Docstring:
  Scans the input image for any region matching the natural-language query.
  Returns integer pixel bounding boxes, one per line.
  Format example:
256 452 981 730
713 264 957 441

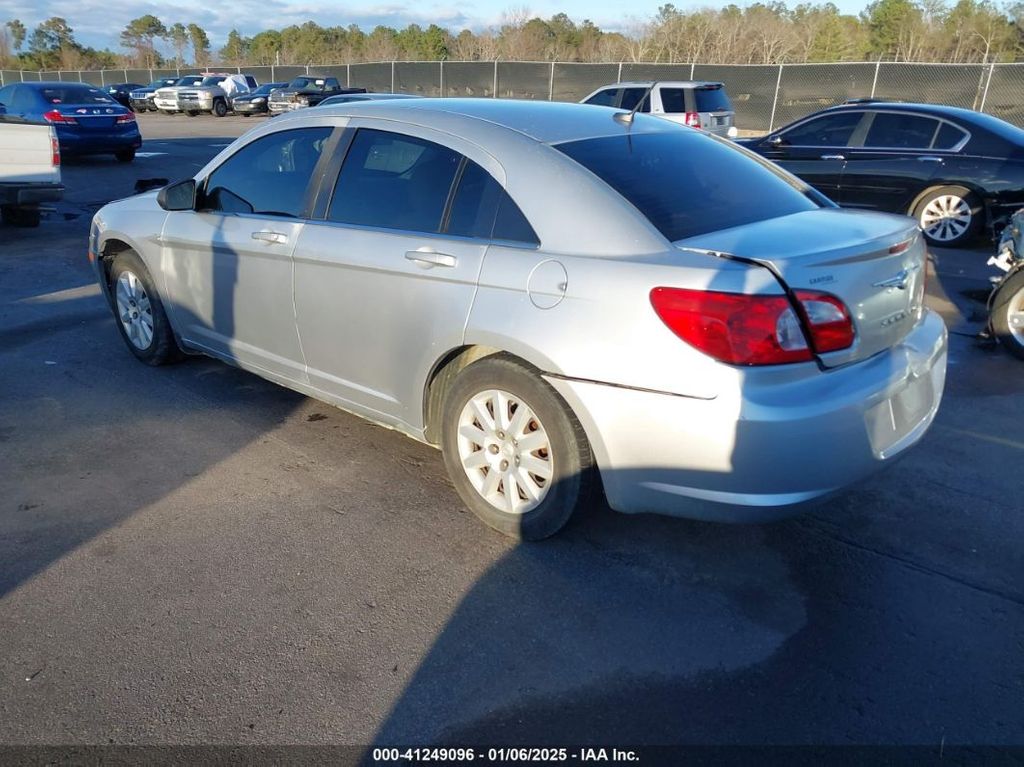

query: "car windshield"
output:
199 76 227 87
253 84 283 95
555 130 821 241
289 77 326 91
39 86 116 105
148 80 173 88
174 76 202 86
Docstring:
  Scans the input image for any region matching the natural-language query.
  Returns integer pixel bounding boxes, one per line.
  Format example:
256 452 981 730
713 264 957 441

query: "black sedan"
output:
739 101 1024 246
230 82 287 115
105 82 144 109
128 78 179 112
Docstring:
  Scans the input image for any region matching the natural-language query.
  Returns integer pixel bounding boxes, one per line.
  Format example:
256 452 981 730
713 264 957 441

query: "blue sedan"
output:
0 81 142 162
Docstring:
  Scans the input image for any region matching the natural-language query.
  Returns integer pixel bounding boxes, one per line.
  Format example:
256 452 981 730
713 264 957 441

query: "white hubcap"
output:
920 194 971 242
115 270 154 350
456 389 553 515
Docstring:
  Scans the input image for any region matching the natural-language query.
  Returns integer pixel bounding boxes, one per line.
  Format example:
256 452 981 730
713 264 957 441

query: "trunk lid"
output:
675 208 926 368
56 105 120 130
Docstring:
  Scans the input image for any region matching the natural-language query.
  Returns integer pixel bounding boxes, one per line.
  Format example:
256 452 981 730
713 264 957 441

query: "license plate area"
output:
864 370 938 458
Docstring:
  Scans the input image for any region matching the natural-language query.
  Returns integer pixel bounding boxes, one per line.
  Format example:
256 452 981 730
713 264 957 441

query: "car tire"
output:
1 206 41 227
186 110 199 117
913 186 982 247
440 354 597 540
115 149 135 163
109 250 181 366
212 99 228 117
991 269 1024 360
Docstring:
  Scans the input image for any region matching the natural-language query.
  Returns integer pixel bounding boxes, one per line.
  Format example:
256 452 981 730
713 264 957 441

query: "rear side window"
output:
329 129 461 234
865 113 939 149
780 111 863 146
446 161 538 245
934 122 968 150
555 132 820 242
693 86 731 112
585 88 620 108
202 127 332 217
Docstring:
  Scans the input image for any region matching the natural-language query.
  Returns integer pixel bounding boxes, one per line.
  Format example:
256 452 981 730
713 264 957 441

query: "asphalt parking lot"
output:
1 112 1022 753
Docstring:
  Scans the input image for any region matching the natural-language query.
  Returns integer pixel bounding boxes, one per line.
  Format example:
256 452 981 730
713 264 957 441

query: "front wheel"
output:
913 186 982 247
991 270 1024 360
440 355 596 540
109 250 180 366
212 99 228 117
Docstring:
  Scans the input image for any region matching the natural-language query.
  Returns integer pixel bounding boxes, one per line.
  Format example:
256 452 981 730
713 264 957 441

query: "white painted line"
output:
134 152 167 158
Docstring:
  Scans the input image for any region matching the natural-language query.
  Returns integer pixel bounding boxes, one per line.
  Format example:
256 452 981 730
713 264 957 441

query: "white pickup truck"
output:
0 115 63 227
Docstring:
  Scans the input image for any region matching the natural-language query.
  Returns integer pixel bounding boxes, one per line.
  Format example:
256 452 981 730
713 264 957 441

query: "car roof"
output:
299 97 682 145
827 100 981 121
605 81 725 88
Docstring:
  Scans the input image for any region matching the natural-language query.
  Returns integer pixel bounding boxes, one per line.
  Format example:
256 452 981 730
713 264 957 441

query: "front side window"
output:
619 88 651 113
328 129 461 234
779 111 864 147
864 112 940 149
202 127 332 218
556 131 821 242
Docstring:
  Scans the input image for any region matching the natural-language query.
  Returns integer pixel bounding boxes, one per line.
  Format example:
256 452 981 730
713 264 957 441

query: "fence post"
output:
768 63 783 132
78 71 83 83
617 62 623 83
123 69 128 84
391 60 395 92
493 59 498 98
870 59 881 98
690 61 696 79
439 60 444 97
347 63 351 88
548 61 555 100
979 61 996 113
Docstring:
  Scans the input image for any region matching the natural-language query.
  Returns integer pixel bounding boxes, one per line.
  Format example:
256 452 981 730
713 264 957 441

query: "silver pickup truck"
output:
0 115 63 227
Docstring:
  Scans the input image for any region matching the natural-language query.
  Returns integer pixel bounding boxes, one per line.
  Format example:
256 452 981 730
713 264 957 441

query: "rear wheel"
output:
1 206 41 227
109 250 180 366
991 270 1024 360
115 149 135 163
212 99 228 117
440 355 596 540
913 186 981 247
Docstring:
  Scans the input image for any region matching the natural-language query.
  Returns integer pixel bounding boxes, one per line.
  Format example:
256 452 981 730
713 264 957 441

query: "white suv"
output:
582 81 736 137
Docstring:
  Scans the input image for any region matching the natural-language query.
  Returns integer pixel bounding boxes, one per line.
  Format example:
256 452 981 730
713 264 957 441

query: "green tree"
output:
166 22 189 66
220 29 247 65
188 23 210 66
863 0 923 58
27 17 77 68
6 19 26 50
120 15 167 68
248 29 282 64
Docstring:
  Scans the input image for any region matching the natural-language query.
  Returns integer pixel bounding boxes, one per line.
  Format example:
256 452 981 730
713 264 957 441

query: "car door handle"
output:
820 154 846 160
251 230 288 245
404 249 457 268
917 156 944 163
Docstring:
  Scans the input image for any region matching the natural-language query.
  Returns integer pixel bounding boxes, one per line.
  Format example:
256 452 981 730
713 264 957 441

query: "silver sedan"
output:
88 99 948 539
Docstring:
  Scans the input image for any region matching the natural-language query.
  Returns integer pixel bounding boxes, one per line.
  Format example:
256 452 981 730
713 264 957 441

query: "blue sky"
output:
1 0 871 52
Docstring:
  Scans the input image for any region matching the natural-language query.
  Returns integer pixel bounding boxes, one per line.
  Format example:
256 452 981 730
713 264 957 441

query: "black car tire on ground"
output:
912 186 982 247
108 250 181 366
212 99 228 117
991 269 1024 360
440 354 597 540
115 149 135 163
1 206 41 227
186 110 199 117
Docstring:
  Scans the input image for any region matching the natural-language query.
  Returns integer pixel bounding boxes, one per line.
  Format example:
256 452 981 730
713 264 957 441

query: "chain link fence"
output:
4 61 1024 130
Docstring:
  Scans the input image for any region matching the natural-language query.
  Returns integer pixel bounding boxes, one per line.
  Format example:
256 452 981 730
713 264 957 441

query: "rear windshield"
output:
39 86 115 105
694 85 731 112
555 131 821 241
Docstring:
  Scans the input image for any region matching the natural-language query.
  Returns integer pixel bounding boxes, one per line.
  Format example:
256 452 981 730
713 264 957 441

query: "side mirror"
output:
767 134 784 147
157 179 196 211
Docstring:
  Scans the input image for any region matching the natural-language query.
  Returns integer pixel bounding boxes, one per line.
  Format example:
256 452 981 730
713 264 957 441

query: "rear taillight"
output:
683 112 701 128
116 112 136 124
43 110 76 124
51 136 60 167
650 287 855 366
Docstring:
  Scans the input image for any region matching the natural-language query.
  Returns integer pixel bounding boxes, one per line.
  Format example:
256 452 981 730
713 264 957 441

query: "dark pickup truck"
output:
268 76 364 115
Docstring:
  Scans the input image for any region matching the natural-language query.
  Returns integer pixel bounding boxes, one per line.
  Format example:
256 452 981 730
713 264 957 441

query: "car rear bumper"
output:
0 182 63 206
545 308 948 522
58 130 142 155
